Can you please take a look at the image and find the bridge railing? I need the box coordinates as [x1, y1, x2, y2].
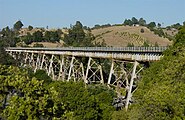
[6, 46, 168, 53]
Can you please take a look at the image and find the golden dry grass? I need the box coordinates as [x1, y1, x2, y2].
[30, 42, 63, 48]
[92, 26, 172, 47]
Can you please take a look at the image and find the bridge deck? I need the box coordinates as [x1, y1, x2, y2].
[7, 46, 168, 52]
[6, 47, 168, 61]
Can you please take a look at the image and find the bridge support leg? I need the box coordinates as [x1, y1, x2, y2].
[125, 61, 138, 111]
[24, 52, 29, 64]
[34, 54, 42, 72]
[67, 56, 75, 81]
[85, 57, 104, 84]
[69, 58, 85, 82]
[40, 54, 46, 69]
[29, 53, 34, 67]
[108, 59, 114, 85]
[58, 56, 65, 81]
[85, 57, 91, 84]
[48, 55, 54, 79]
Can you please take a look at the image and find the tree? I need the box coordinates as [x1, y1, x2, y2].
[123, 19, 133, 26]
[0, 26, 18, 47]
[0, 65, 68, 119]
[44, 31, 60, 42]
[22, 33, 33, 44]
[32, 31, 43, 42]
[28, 25, 33, 31]
[142, 41, 150, 47]
[13, 20, 23, 31]
[48, 81, 116, 120]
[174, 24, 185, 45]
[157, 23, 161, 28]
[140, 28, 145, 33]
[138, 18, 146, 26]
[147, 22, 156, 28]
[128, 24, 185, 120]
[64, 21, 95, 47]
[0, 47, 15, 65]
[171, 23, 181, 29]
[131, 17, 139, 24]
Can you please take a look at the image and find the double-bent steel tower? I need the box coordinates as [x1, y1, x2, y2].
[6, 46, 167, 110]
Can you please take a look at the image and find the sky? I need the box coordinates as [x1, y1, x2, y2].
[0, 0, 185, 29]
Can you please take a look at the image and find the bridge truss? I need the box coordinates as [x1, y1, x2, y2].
[6, 47, 167, 110]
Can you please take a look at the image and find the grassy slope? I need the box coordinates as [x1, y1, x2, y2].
[92, 26, 172, 47]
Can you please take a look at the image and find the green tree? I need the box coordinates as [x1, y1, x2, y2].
[142, 41, 150, 47]
[13, 20, 24, 31]
[140, 28, 145, 33]
[28, 25, 33, 31]
[171, 23, 182, 29]
[157, 23, 161, 28]
[131, 17, 139, 24]
[0, 26, 17, 47]
[22, 32, 33, 44]
[64, 21, 96, 47]
[0, 47, 15, 65]
[123, 19, 133, 26]
[147, 22, 156, 28]
[128, 24, 185, 120]
[0, 65, 67, 119]
[138, 18, 146, 26]
[173, 25, 185, 45]
[44, 31, 61, 42]
[32, 31, 43, 42]
[48, 81, 116, 120]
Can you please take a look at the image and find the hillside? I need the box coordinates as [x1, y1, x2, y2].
[92, 26, 172, 47]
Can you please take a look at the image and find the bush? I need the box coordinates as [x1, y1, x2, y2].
[140, 28, 145, 33]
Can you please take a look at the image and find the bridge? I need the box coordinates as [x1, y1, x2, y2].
[5, 46, 168, 110]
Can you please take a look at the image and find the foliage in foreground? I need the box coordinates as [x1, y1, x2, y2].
[126, 24, 185, 120]
[0, 65, 116, 120]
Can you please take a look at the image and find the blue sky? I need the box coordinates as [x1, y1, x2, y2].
[0, 0, 185, 29]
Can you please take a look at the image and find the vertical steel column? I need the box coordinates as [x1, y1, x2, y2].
[40, 54, 45, 69]
[30, 53, 34, 67]
[48, 55, 54, 77]
[108, 59, 114, 85]
[58, 56, 65, 80]
[99, 65, 104, 84]
[24, 52, 29, 64]
[34, 54, 41, 72]
[80, 63, 85, 82]
[125, 61, 138, 111]
[67, 56, 75, 81]
[85, 57, 91, 84]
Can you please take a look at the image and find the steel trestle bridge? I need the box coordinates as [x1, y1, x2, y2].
[6, 46, 168, 110]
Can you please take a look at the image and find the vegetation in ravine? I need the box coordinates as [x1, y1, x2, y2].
[0, 65, 116, 119]
[114, 23, 185, 120]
